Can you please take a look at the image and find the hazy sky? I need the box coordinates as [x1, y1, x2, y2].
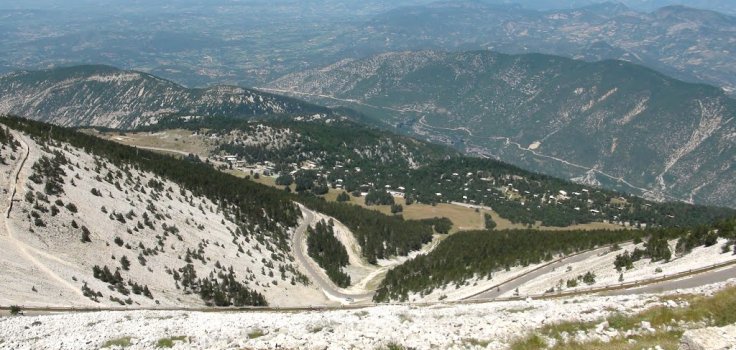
[1, 0, 734, 15]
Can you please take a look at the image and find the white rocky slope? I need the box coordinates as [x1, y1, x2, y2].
[505, 239, 736, 297]
[0, 129, 328, 308]
[1, 279, 733, 350]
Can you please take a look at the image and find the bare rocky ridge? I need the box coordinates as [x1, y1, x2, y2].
[680, 324, 736, 350]
[0, 65, 329, 129]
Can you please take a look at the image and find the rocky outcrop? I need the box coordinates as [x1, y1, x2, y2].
[679, 324, 736, 350]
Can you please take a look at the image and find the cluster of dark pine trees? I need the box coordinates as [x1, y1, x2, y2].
[615, 219, 736, 271]
[0, 126, 18, 164]
[299, 195, 434, 264]
[28, 151, 68, 195]
[175, 263, 267, 307]
[374, 228, 652, 302]
[306, 220, 350, 287]
[419, 217, 453, 234]
[364, 190, 395, 206]
[91, 264, 153, 300]
[614, 235, 672, 271]
[375, 218, 736, 302]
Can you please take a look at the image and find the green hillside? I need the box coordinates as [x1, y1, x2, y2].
[269, 50, 736, 208]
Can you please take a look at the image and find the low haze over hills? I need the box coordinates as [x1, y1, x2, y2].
[1, 1, 735, 349]
[2, 1, 736, 95]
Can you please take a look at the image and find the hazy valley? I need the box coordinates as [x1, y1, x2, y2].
[1, 1, 736, 349]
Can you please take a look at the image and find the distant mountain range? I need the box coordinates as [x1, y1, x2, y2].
[0, 65, 329, 128]
[481, 0, 736, 14]
[2, 1, 735, 94]
[2, 59, 734, 209]
[268, 50, 736, 208]
[349, 1, 736, 95]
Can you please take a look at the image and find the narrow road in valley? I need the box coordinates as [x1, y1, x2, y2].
[257, 87, 408, 113]
[2, 131, 86, 299]
[482, 136, 684, 202]
[466, 246, 612, 300]
[292, 206, 374, 302]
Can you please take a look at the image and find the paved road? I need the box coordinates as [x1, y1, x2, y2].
[292, 206, 374, 301]
[467, 247, 613, 300]
[605, 265, 736, 296]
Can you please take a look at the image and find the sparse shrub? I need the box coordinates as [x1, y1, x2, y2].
[156, 336, 187, 348]
[101, 337, 131, 348]
[484, 213, 497, 230]
[90, 188, 102, 197]
[81, 226, 91, 242]
[336, 191, 350, 202]
[383, 343, 409, 350]
[582, 271, 596, 285]
[247, 329, 265, 339]
[9, 305, 22, 316]
[120, 255, 131, 271]
[65, 202, 77, 213]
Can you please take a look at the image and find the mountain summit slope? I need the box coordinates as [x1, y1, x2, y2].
[0, 65, 329, 128]
[0, 116, 330, 308]
[269, 50, 736, 208]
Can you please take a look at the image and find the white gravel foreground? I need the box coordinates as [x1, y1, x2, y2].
[9, 277, 734, 350]
[0, 294, 667, 350]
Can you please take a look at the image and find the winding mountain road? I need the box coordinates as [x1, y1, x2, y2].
[292, 206, 374, 302]
[465, 246, 612, 300]
[605, 264, 736, 296]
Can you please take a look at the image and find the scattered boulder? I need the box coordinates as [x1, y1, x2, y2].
[679, 324, 736, 350]
[641, 320, 655, 332]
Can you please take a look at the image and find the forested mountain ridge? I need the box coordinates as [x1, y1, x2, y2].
[268, 50, 736, 209]
[0, 115, 445, 295]
[0, 65, 330, 128]
[375, 217, 736, 302]
[124, 117, 735, 230]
